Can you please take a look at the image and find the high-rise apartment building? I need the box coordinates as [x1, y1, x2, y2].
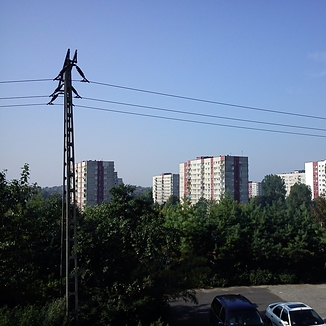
[305, 159, 326, 199]
[248, 181, 262, 198]
[179, 155, 249, 204]
[75, 160, 123, 209]
[276, 170, 305, 197]
[152, 173, 179, 204]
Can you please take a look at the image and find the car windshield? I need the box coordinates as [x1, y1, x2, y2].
[229, 309, 263, 326]
[289, 309, 324, 326]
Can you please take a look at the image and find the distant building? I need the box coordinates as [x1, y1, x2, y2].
[248, 181, 262, 198]
[276, 170, 305, 197]
[152, 173, 179, 204]
[179, 155, 249, 204]
[305, 159, 326, 199]
[75, 160, 123, 209]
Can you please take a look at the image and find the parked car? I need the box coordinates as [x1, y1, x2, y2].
[265, 302, 326, 326]
[210, 294, 264, 326]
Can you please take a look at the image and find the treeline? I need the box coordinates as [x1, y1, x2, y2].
[0, 165, 325, 325]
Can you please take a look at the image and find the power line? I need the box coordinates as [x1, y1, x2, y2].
[0, 103, 47, 108]
[1, 97, 325, 135]
[0, 78, 52, 84]
[75, 104, 326, 138]
[1, 78, 325, 121]
[89, 80, 326, 121]
[0, 95, 48, 100]
[83, 96, 326, 133]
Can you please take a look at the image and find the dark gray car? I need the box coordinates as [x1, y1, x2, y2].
[210, 294, 264, 326]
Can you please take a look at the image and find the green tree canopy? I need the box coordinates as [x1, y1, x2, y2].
[261, 174, 286, 206]
[311, 195, 326, 227]
[286, 183, 312, 213]
[1, 166, 326, 325]
[78, 184, 196, 325]
[0, 165, 61, 308]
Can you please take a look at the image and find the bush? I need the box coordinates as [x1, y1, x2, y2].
[137, 318, 167, 325]
[210, 275, 229, 287]
[249, 269, 273, 285]
[278, 273, 297, 284]
[0, 298, 67, 326]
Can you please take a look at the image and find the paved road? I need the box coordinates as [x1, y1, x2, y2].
[167, 284, 326, 325]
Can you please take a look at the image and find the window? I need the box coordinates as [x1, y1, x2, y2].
[212, 299, 222, 317]
[281, 310, 289, 323]
[273, 306, 282, 318]
[220, 307, 226, 323]
[290, 309, 324, 326]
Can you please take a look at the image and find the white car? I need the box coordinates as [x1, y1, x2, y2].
[265, 302, 326, 326]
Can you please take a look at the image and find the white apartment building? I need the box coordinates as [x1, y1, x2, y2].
[248, 181, 262, 198]
[152, 173, 179, 205]
[276, 170, 305, 197]
[305, 159, 326, 199]
[179, 155, 249, 204]
[75, 160, 123, 209]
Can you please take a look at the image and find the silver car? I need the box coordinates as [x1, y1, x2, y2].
[265, 302, 326, 326]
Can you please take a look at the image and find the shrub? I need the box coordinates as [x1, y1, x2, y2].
[0, 298, 66, 326]
[249, 269, 273, 285]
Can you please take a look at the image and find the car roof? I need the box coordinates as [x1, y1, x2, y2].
[269, 302, 311, 311]
[214, 294, 256, 310]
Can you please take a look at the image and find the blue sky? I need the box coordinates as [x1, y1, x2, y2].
[1, 1, 325, 187]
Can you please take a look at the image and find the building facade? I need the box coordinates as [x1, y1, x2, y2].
[75, 160, 122, 209]
[248, 181, 262, 198]
[305, 160, 326, 199]
[276, 170, 306, 197]
[152, 173, 179, 205]
[179, 155, 249, 204]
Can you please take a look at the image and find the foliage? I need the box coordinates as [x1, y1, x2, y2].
[0, 298, 66, 326]
[1, 167, 326, 325]
[0, 165, 61, 307]
[260, 174, 286, 206]
[286, 183, 312, 213]
[78, 184, 197, 325]
[311, 195, 326, 227]
[163, 190, 326, 286]
[207, 195, 252, 286]
[164, 195, 179, 207]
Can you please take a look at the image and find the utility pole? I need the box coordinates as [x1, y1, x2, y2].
[48, 49, 88, 324]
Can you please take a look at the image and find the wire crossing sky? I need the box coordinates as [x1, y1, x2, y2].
[2, 78, 326, 121]
[2, 99, 326, 136]
[1, 1, 325, 187]
[1, 79, 326, 135]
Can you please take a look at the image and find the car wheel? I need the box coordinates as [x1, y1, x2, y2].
[266, 319, 272, 326]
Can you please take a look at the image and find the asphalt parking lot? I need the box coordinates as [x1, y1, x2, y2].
[167, 284, 326, 325]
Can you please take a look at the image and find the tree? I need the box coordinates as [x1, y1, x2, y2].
[78, 184, 196, 326]
[0, 165, 61, 307]
[208, 194, 252, 285]
[311, 195, 326, 227]
[164, 194, 179, 207]
[286, 183, 312, 213]
[261, 174, 286, 206]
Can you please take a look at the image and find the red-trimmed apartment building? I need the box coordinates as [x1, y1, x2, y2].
[305, 159, 326, 199]
[179, 155, 249, 204]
